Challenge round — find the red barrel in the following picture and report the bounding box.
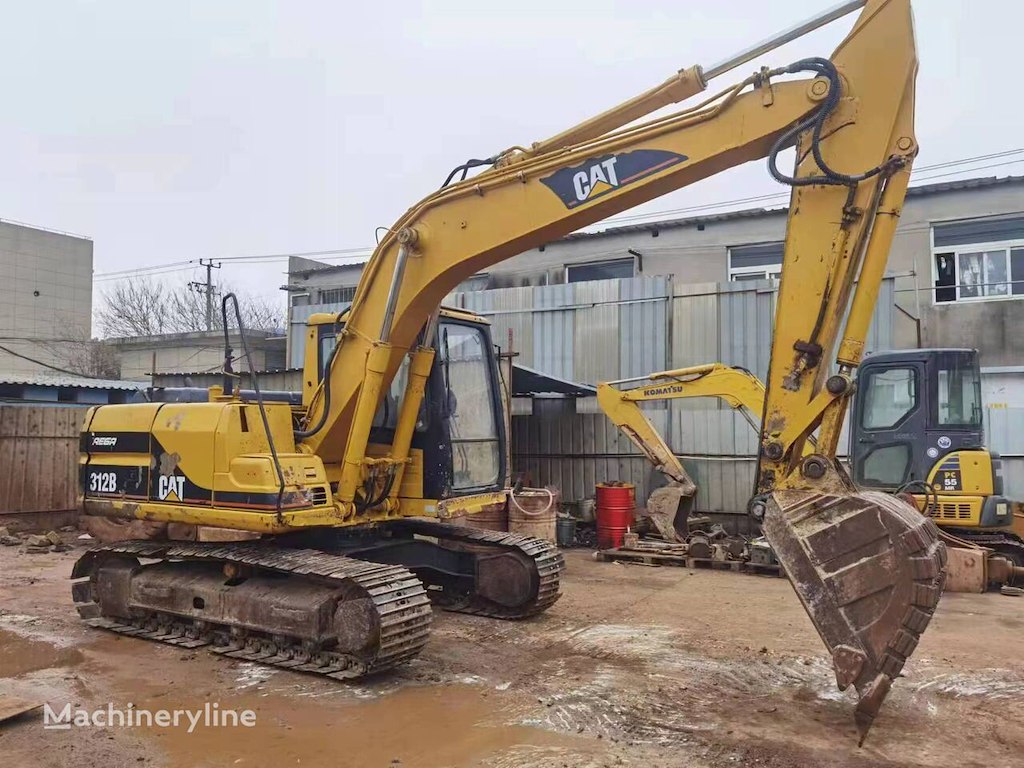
[596,482,636,549]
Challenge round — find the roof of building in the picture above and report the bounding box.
[287,258,371,280]
[560,174,1024,242]
[283,174,1024,278]
[0,217,92,241]
[0,373,143,391]
[109,329,284,345]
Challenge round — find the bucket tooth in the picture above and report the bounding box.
[762,489,946,742]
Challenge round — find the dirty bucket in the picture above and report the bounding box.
[508,487,558,543]
[577,498,596,523]
[556,515,576,548]
[596,482,635,549]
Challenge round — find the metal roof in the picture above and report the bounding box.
[559,175,1024,242]
[288,258,371,279]
[511,364,597,397]
[0,373,144,391]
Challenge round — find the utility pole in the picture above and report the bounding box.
[188,259,222,331]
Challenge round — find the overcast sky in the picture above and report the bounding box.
[1,1,1019,325]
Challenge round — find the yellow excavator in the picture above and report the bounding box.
[599,351,1024,571]
[74,0,941,742]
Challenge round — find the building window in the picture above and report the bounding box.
[932,216,1024,303]
[318,286,357,305]
[565,257,635,283]
[728,242,784,281]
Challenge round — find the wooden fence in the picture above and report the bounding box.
[0,405,87,520]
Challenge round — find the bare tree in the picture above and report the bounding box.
[97,280,171,337]
[239,293,286,333]
[97,278,284,337]
[61,340,122,378]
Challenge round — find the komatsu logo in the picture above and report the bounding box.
[91,436,117,447]
[644,384,684,397]
[540,149,688,209]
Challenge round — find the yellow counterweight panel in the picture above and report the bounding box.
[925,450,994,497]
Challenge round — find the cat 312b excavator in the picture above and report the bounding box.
[74,0,942,743]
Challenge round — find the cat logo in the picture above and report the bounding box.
[158,474,185,501]
[573,157,620,203]
[540,149,688,209]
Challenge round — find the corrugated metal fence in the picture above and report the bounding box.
[0,405,85,520]
[288,275,1022,511]
[450,276,897,511]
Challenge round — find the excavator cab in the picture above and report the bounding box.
[852,348,1015,532]
[303,309,508,500]
[852,348,983,489]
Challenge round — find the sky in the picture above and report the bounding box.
[1,1,1020,333]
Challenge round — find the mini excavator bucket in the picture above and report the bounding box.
[761,487,946,744]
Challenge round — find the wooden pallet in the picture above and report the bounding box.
[595,547,688,566]
[596,547,785,578]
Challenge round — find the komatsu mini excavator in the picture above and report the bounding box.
[73,0,942,742]
[599,354,1024,578]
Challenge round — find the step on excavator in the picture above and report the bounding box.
[73,0,941,743]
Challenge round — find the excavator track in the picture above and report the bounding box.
[71,541,432,680]
[393,520,564,618]
[947,529,1024,568]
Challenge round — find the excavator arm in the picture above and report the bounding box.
[597,363,769,488]
[597,364,776,536]
[597,364,818,540]
[296,0,943,740]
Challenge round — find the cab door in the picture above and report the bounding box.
[851,361,928,489]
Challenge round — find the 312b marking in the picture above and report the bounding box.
[89,472,117,493]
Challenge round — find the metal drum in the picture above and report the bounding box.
[556,515,576,548]
[596,482,636,549]
[508,488,558,543]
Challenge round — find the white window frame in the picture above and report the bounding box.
[728,265,782,282]
[318,286,357,305]
[727,245,783,282]
[564,256,637,284]
[930,235,1024,305]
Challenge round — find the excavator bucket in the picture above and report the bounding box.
[761,489,946,744]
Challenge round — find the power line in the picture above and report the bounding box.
[596,149,1024,227]
[90,150,1024,282]
[93,247,372,280]
[0,342,106,379]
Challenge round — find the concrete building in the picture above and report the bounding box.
[111,330,287,381]
[0,220,93,375]
[284,175,1024,400]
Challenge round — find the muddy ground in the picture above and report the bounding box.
[1,537,1022,768]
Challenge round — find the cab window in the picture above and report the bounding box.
[937,355,982,428]
[441,322,500,490]
[318,328,422,432]
[861,367,918,430]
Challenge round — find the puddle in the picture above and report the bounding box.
[101,678,578,768]
[0,628,83,678]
